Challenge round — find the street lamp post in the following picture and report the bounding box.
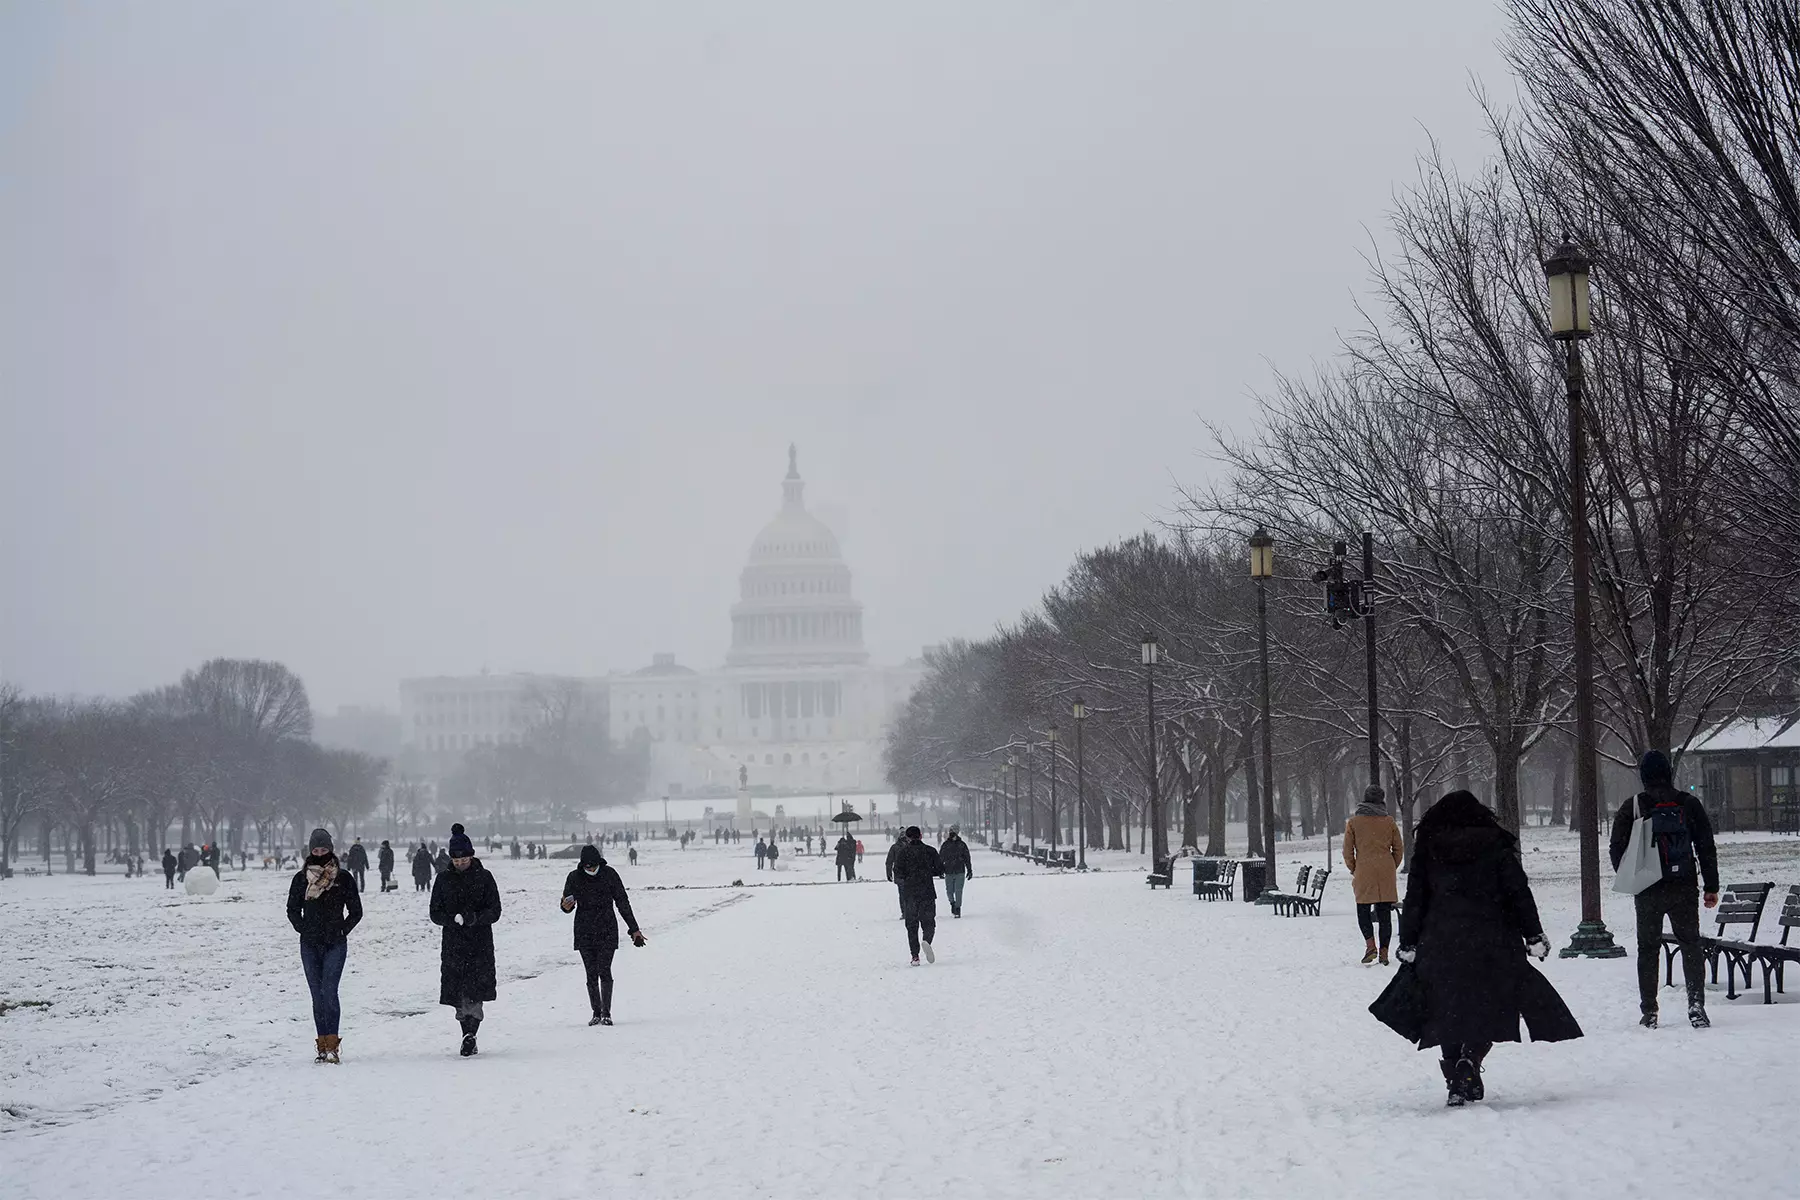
[1142,633,1164,864]
[1007,754,1018,848]
[1048,725,1060,858]
[1025,743,1036,857]
[1547,240,1626,960]
[1250,529,1278,879]
[1072,697,1088,869]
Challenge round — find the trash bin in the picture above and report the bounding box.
[1239,859,1270,903]
[1191,857,1230,897]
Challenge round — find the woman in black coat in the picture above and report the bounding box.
[411,845,433,891]
[560,844,648,1026]
[1385,791,1581,1106]
[429,825,503,1056]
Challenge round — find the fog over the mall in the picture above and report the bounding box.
[1,3,1509,710]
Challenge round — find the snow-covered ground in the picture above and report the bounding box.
[3,828,1797,1199]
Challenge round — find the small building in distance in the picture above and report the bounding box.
[1686,714,1800,834]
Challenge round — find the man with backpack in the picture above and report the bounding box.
[1609,750,1719,1029]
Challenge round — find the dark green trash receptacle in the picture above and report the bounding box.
[1239,860,1270,903]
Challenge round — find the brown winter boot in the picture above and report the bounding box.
[1378,945,1391,966]
[1361,938,1379,965]
[314,1037,329,1064]
[323,1035,341,1064]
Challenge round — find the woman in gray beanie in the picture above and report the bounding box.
[285,827,363,1062]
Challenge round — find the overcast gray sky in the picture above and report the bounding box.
[2,2,1510,711]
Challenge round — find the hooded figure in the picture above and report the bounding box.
[377,840,395,890]
[161,848,178,889]
[890,826,945,964]
[429,824,502,1056]
[1374,791,1581,1107]
[938,827,973,917]
[411,844,433,890]
[560,844,647,1025]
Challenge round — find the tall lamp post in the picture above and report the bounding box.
[1048,725,1060,858]
[1007,753,1019,848]
[1547,241,1626,960]
[1072,697,1088,869]
[1142,633,1165,864]
[1249,528,1278,879]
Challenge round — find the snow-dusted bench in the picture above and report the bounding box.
[1264,865,1330,916]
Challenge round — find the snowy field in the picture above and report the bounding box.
[3,829,1798,1200]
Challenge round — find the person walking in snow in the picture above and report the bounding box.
[766,840,779,869]
[286,828,363,1064]
[412,844,433,891]
[891,826,944,965]
[162,848,178,890]
[430,824,502,1057]
[560,844,648,1026]
[885,834,908,917]
[938,827,973,918]
[1344,785,1404,965]
[628,845,638,866]
[1381,791,1581,1107]
[377,840,396,892]
[435,846,452,876]
[1609,749,1720,1029]
[835,834,856,881]
[755,838,767,870]
[346,838,369,892]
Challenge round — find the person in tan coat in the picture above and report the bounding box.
[1344,784,1404,964]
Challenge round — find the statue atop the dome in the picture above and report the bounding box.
[786,443,799,480]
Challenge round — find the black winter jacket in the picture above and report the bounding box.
[885,840,905,882]
[561,860,639,949]
[347,844,369,871]
[162,851,178,877]
[411,847,433,881]
[286,855,364,947]
[378,845,395,873]
[1608,785,1719,893]
[890,840,944,902]
[834,837,855,866]
[1398,796,1581,1049]
[430,859,502,1006]
[938,836,973,876]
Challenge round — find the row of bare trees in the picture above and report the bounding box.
[0,659,386,876]
[887,0,1800,855]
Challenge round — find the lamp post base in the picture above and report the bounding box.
[1558,919,1627,959]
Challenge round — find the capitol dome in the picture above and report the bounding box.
[726,446,868,669]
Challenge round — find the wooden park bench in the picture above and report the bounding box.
[1032,847,1049,865]
[1267,865,1331,916]
[1666,881,1772,1001]
[1750,885,1800,1005]
[1054,849,1077,868]
[1196,859,1238,901]
[1147,856,1175,889]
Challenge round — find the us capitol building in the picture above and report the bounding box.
[398,447,925,800]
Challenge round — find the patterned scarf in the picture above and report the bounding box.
[305,857,339,901]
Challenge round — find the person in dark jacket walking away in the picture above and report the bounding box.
[345,838,369,892]
[434,846,451,876]
[411,844,433,891]
[766,840,779,869]
[560,845,648,1025]
[377,840,395,891]
[628,845,638,866]
[755,838,767,869]
[1609,750,1720,1028]
[835,835,856,881]
[1387,791,1581,1106]
[938,827,973,917]
[429,824,503,1056]
[885,835,907,917]
[161,848,178,889]
[891,826,945,965]
[286,828,363,1063]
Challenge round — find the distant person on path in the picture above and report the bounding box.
[891,827,945,965]
[377,840,395,892]
[755,838,768,870]
[286,828,363,1064]
[1609,750,1720,1029]
[628,846,638,866]
[938,827,973,918]
[435,847,452,876]
[1387,791,1581,1107]
[766,841,779,870]
[430,824,502,1057]
[835,835,856,881]
[162,848,177,890]
[412,844,433,891]
[560,844,648,1026]
[885,836,907,917]
[346,838,369,892]
[1344,785,1404,965]
[856,839,865,865]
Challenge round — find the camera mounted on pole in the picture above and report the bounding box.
[1312,539,1373,629]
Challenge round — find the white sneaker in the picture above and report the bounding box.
[923,942,935,963]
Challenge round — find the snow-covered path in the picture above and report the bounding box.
[4,834,1797,1199]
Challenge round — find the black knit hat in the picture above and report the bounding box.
[447,823,474,858]
[1639,750,1674,786]
[579,844,602,868]
[308,827,333,853]
[906,825,922,839]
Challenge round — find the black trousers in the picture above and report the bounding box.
[580,945,616,1017]
[164,872,175,889]
[1356,902,1394,945]
[1636,876,1704,1011]
[1439,1041,1492,1065]
[901,894,936,957]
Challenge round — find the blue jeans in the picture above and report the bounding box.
[299,940,347,1036]
[945,872,966,911]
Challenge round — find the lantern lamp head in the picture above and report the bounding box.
[1249,527,1275,580]
[1543,240,1592,340]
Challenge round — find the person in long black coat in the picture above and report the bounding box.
[377,840,395,891]
[411,844,433,891]
[429,824,502,1056]
[1384,791,1581,1106]
[345,839,369,892]
[890,827,945,964]
[834,834,856,881]
[161,848,178,890]
[559,844,648,1025]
